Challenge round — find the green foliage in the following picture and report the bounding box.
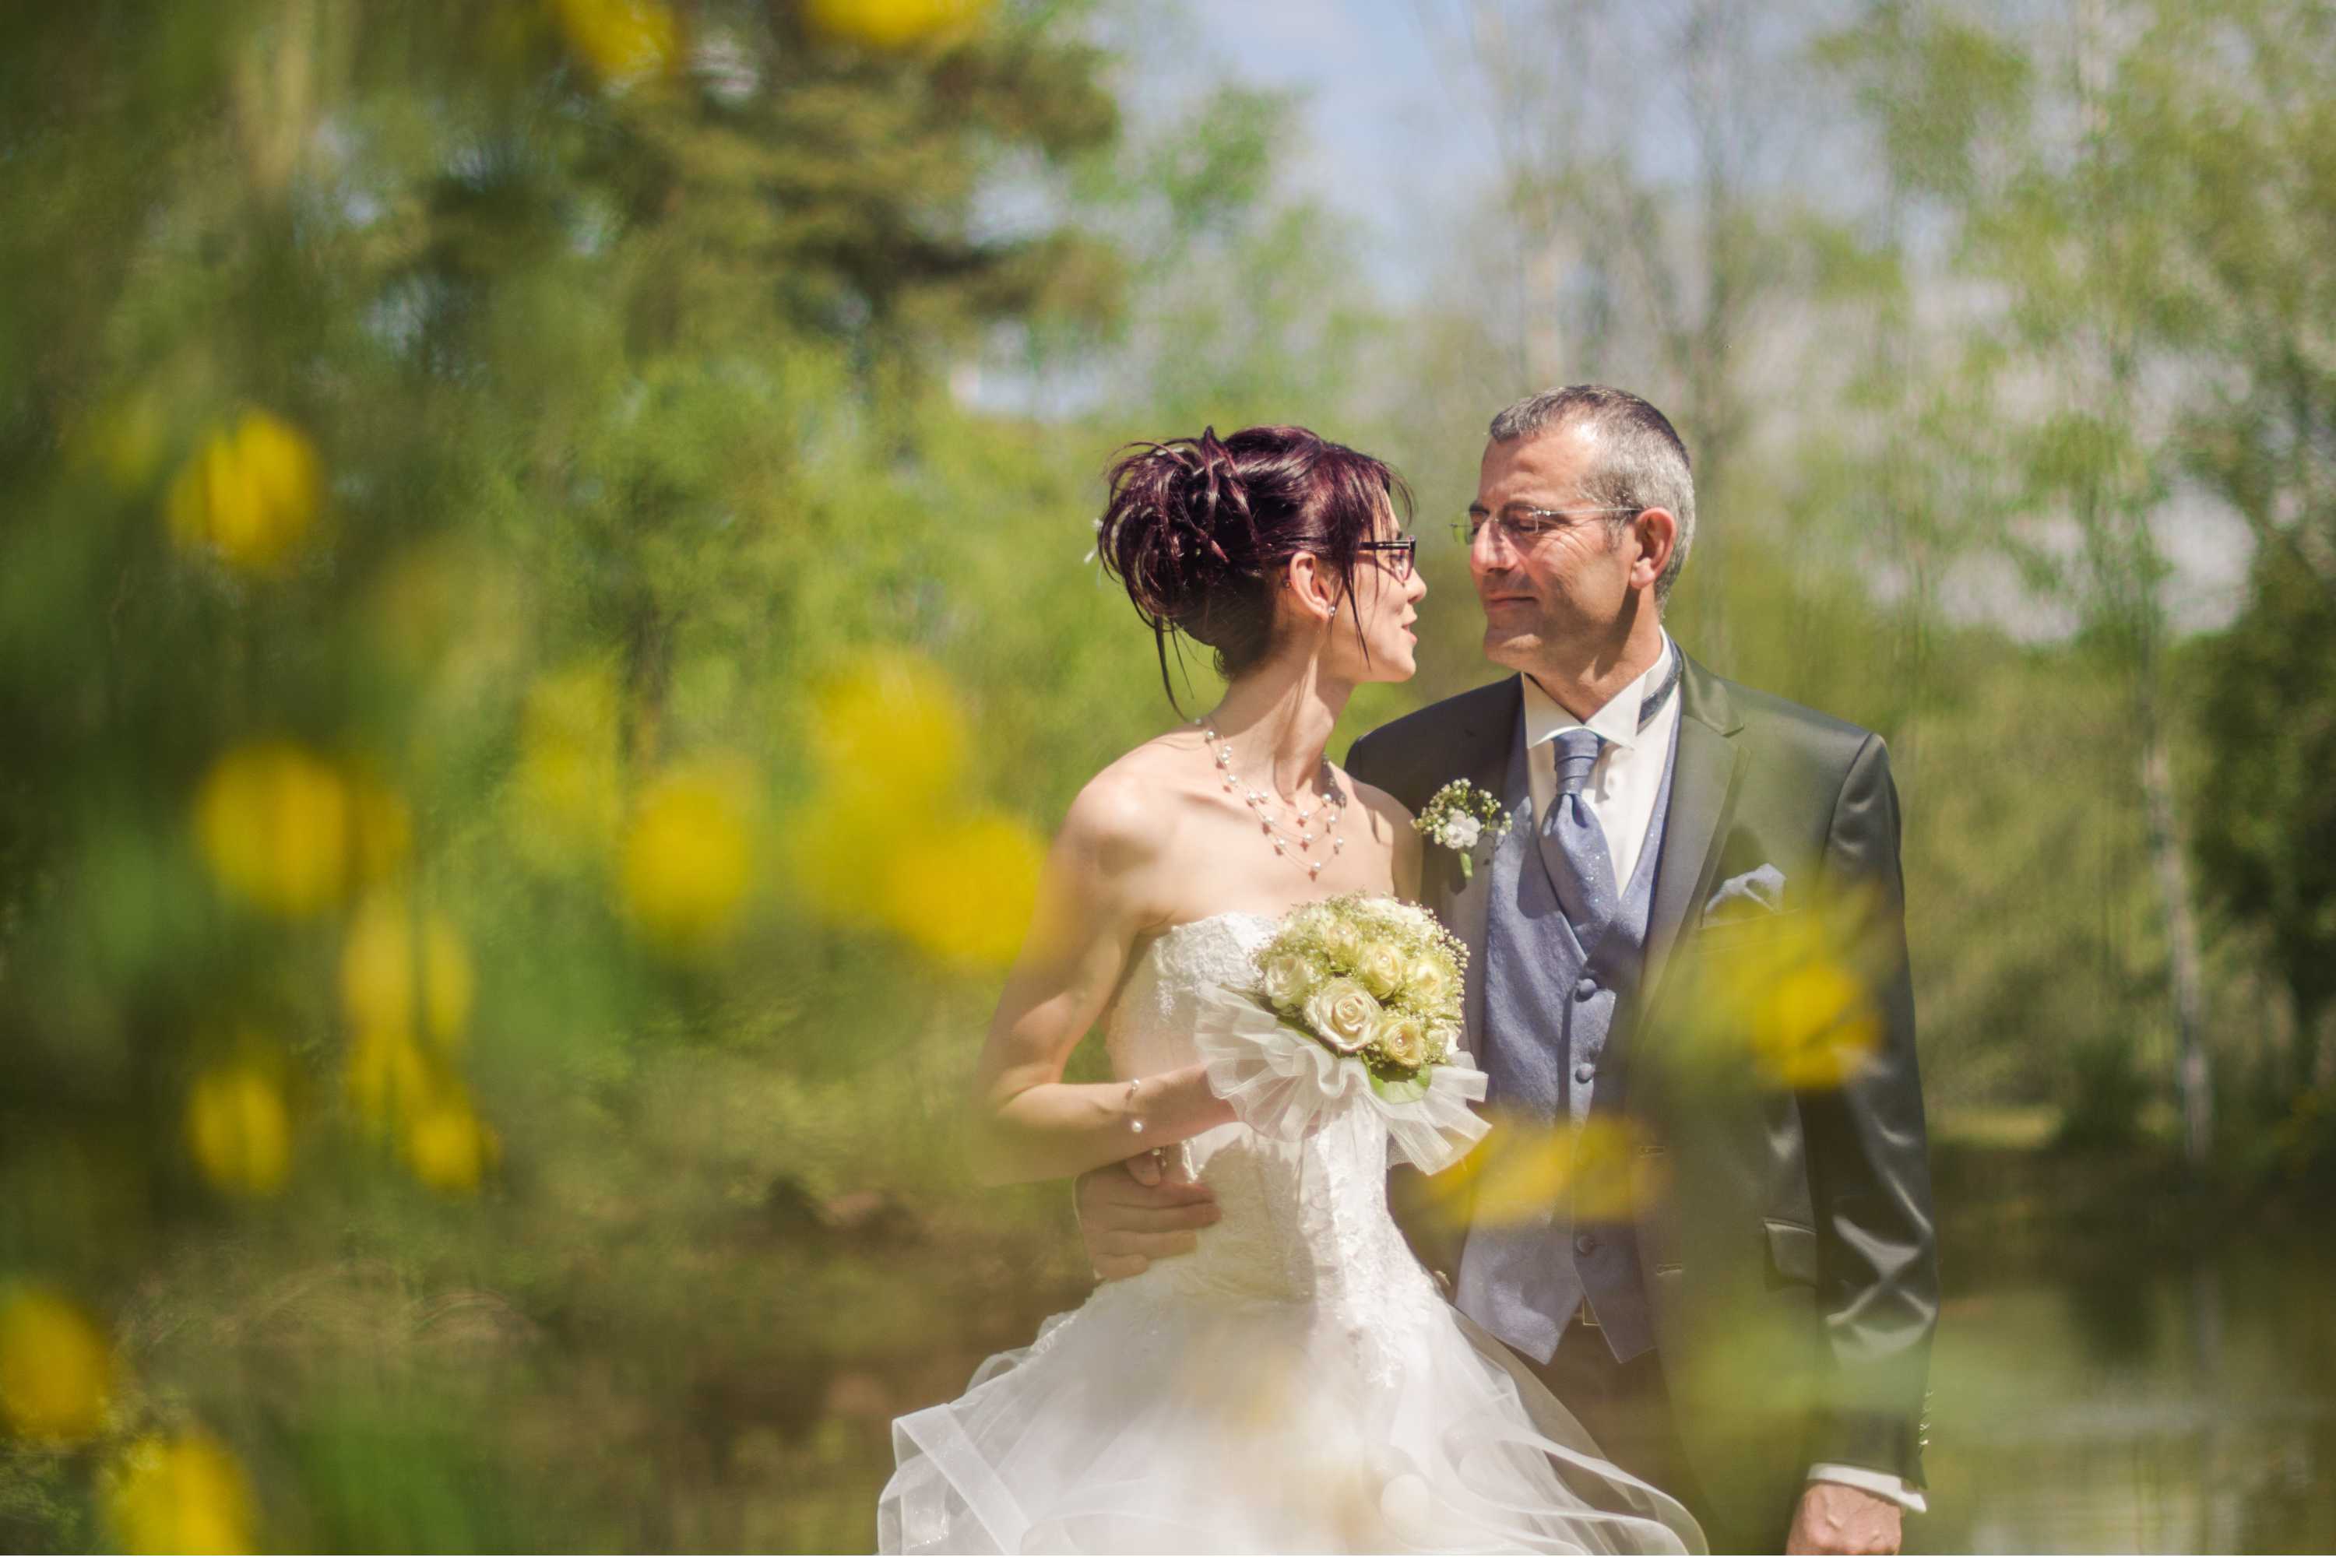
[4,0,2334,1551]
[2188,561,2336,1069]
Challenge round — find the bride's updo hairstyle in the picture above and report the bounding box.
[1098,424,1410,702]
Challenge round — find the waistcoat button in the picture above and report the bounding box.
[1574,976,1599,1000]
[1574,1063,1595,1084]
[1575,1233,1599,1256]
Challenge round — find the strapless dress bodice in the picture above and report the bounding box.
[1099,912,1440,1327]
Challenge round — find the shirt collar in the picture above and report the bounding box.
[1522,637,1677,753]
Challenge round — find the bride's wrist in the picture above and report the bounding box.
[1167,1063,1234,1131]
[1125,1067,1224,1138]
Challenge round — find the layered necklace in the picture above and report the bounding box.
[1201,717,1346,879]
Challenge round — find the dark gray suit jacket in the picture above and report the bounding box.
[1348,655,1938,1538]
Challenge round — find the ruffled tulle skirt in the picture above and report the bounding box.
[877,1278,1702,1554]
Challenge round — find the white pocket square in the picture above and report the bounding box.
[1703,863,1785,924]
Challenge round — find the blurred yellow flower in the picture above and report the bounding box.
[1423,1114,1657,1229]
[165,409,321,576]
[779,787,895,933]
[339,895,476,1049]
[621,758,757,952]
[550,0,678,83]
[517,663,624,863]
[1748,959,1880,1088]
[343,1028,439,1134]
[878,810,1045,972]
[346,771,413,889]
[0,1287,113,1444]
[403,1088,495,1196]
[810,651,969,818]
[106,1429,255,1555]
[804,0,990,50]
[1691,908,1883,1090]
[185,1061,292,1197]
[194,741,354,918]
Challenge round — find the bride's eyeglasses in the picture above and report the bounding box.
[1455,502,1642,547]
[1356,536,1419,579]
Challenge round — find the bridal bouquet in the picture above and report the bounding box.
[1197,895,1490,1173]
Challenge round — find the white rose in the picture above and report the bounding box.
[1376,1014,1429,1071]
[1442,814,1483,851]
[1356,941,1407,1000]
[1261,949,1324,1012]
[1402,955,1453,1013]
[1321,919,1365,970]
[1302,977,1382,1055]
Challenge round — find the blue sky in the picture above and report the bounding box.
[1167,1,1500,300]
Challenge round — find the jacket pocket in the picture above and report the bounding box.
[1762,1217,1818,1287]
[1694,911,1788,953]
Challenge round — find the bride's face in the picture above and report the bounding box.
[1326,501,1424,684]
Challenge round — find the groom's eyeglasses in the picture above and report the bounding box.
[1357,536,1419,578]
[1456,502,1643,548]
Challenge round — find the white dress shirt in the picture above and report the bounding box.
[1518,641,1926,1517]
[1520,641,1681,888]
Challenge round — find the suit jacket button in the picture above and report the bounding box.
[1574,976,1599,1000]
[1575,1233,1598,1257]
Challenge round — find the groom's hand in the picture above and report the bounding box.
[1786,1482,1902,1555]
[1073,1155,1219,1281]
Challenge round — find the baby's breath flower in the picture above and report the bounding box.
[1413,781,1511,881]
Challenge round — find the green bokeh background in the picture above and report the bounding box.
[2,0,2332,1550]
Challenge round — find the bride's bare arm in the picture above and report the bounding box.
[969,774,1236,1187]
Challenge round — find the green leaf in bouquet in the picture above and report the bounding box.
[1367,1063,1430,1104]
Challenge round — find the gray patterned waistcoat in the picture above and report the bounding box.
[1453,708,1676,1366]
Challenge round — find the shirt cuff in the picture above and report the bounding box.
[1806,1464,1927,1514]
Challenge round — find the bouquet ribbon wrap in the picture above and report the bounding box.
[1194,985,1491,1175]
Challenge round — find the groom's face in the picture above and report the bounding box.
[1470,425,1638,671]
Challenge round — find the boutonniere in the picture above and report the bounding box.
[1412,780,1511,882]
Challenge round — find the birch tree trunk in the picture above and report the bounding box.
[2141,713,2211,1165]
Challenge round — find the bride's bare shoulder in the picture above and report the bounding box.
[1055,731,1205,872]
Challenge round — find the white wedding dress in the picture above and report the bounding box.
[878,912,1703,1554]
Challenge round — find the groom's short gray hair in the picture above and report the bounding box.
[1487,385,1696,606]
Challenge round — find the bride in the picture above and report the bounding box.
[877,425,1703,1554]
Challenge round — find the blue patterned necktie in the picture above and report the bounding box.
[1538,730,1617,946]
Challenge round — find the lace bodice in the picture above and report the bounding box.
[1101,913,1444,1333]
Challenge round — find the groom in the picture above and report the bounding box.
[1078,386,1937,1552]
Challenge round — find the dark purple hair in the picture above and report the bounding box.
[1096,425,1411,705]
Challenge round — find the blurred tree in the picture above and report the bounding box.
[0,0,1138,1548]
[1821,0,2222,1160]
[2188,561,2336,1095]
[1418,0,1831,671]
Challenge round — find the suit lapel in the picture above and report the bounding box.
[1638,657,1747,1018]
[1427,679,1522,1060]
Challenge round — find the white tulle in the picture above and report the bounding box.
[878,911,1703,1556]
[1194,983,1493,1176]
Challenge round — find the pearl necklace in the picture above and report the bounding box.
[1201,721,1346,879]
